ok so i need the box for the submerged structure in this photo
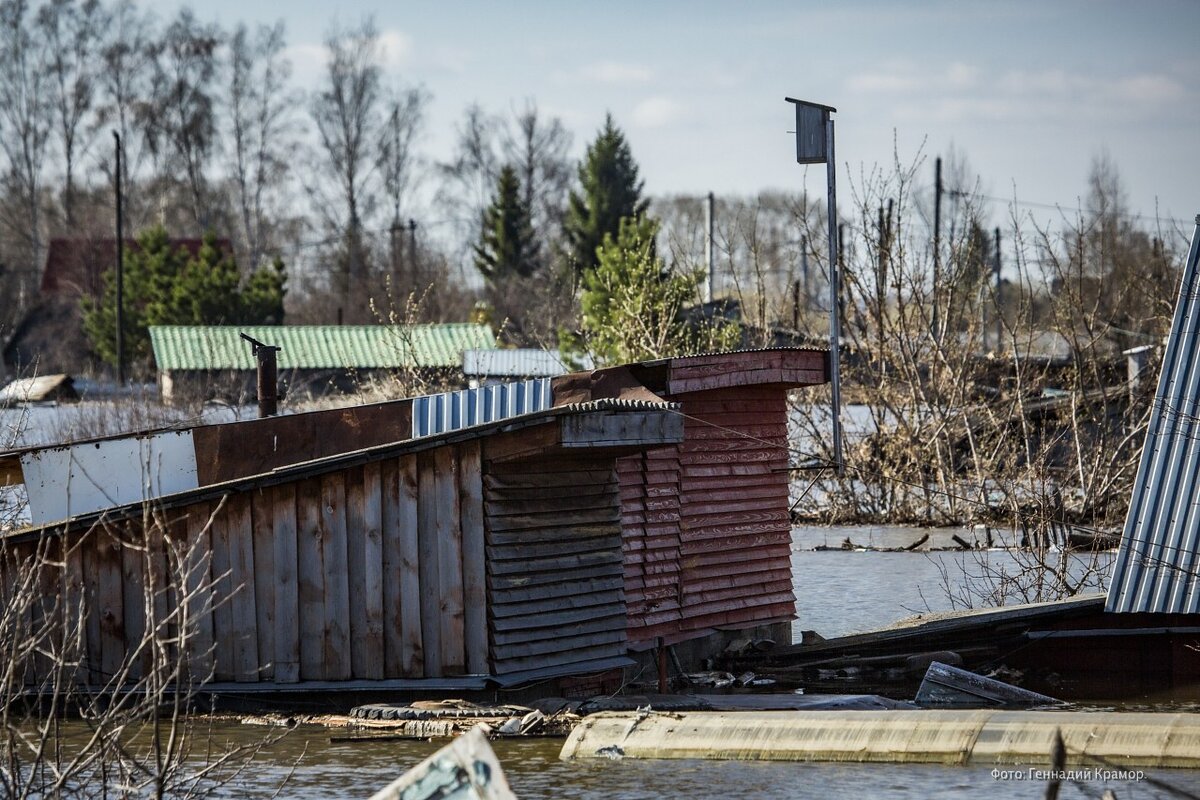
[0,347,829,694]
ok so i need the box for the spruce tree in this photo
[473,165,539,283]
[82,226,287,371]
[564,113,648,276]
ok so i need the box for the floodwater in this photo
[790,525,1113,638]
[174,721,1200,799]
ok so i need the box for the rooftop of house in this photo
[149,323,497,372]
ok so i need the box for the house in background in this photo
[3,237,234,378]
[149,324,497,403]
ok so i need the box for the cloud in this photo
[581,61,654,84]
[1111,74,1187,104]
[379,29,413,69]
[632,96,684,128]
[847,60,1193,125]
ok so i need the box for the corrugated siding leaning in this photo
[1108,217,1200,613]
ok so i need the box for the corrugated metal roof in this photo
[1108,217,1200,613]
[413,379,553,438]
[148,324,496,371]
[462,348,589,377]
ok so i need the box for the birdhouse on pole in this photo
[785,98,836,164]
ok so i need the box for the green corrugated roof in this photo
[148,324,496,371]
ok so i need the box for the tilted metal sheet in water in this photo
[412,378,552,438]
[1108,218,1200,613]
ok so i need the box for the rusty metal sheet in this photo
[192,400,413,486]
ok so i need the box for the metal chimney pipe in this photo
[240,332,281,417]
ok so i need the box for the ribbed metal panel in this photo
[1108,218,1200,613]
[412,379,552,438]
[620,385,795,647]
[148,324,496,370]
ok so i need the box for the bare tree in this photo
[96,0,155,229]
[143,7,222,232]
[309,18,384,318]
[436,103,501,259]
[0,505,291,798]
[0,0,51,305]
[228,19,296,272]
[377,84,428,292]
[36,0,110,230]
[502,100,572,263]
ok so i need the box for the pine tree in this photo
[82,226,287,371]
[580,216,738,364]
[564,113,648,276]
[473,165,539,283]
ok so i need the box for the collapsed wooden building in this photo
[0,348,829,694]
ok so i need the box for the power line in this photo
[970,193,1194,228]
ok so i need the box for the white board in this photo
[22,430,199,525]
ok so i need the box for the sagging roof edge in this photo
[2,398,681,544]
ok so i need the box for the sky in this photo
[145,0,1200,238]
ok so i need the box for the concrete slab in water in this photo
[560,710,1200,768]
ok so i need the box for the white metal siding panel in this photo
[22,430,199,525]
[412,379,553,438]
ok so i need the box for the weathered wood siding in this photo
[9,444,486,685]
[482,456,628,680]
[620,385,795,646]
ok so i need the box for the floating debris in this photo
[915,661,1063,708]
[368,724,516,800]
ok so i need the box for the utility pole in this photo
[390,217,402,290]
[801,235,810,311]
[114,131,125,387]
[704,192,715,303]
[994,227,1003,353]
[785,97,843,475]
[408,218,418,287]
[932,156,943,343]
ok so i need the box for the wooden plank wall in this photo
[482,457,629,677]
[16,443,489,686]
[617,385,795,645]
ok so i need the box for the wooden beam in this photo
[296,478,324,680]
[320,472,351,680]
[226,492,259,682]
[435,446,465,675]
[480,422,560,463]
[458,442,487,675]
[271,484,300,683]
[417,452,442,676]
[398,455,422,677]
[251,488,276,681]
[209,500,235,681]
[183,504,214,683]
